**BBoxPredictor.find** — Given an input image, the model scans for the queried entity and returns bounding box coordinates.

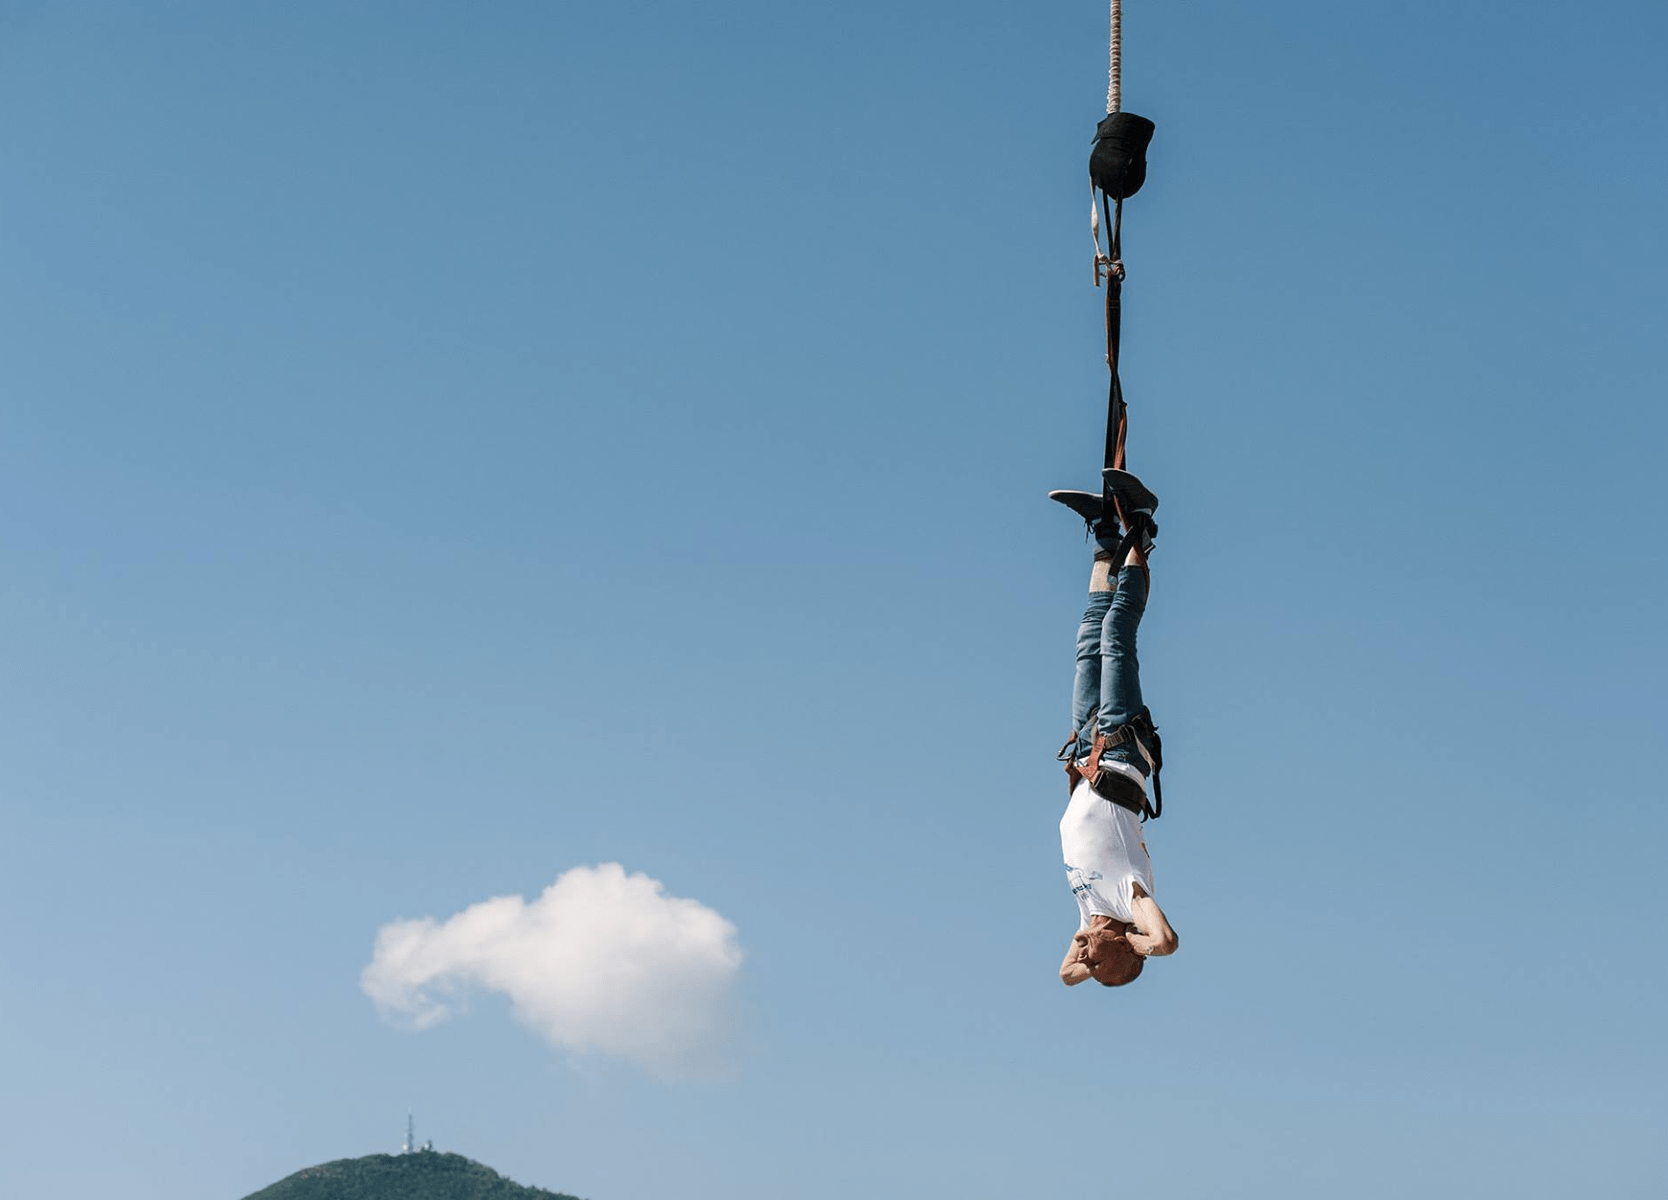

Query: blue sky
[2,2,1666,1198]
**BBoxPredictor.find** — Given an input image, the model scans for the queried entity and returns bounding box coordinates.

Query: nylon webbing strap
[1101,193,1127,522]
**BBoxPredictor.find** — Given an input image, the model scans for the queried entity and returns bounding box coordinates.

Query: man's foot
[1049,489,1129,550]
[1047,490,1103,525]
[1100,468,1158,558]
[1102,468,1159,519]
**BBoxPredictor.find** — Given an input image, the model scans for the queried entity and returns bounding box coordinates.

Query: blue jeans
[1069,563,1149,776]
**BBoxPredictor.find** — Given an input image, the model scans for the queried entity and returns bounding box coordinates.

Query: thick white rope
[1106,0,1122,114]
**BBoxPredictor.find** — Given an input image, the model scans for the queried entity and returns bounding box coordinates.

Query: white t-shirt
[1060,775,1155,927]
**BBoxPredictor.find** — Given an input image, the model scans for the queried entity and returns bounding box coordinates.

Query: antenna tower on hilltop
[401,1111,435,1154]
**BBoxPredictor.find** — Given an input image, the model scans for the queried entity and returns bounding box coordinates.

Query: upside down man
[1050,467,1178,988]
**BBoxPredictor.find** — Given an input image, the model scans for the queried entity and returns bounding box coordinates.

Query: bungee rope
[1086,0,1154,552]
[1106,0,1123,115]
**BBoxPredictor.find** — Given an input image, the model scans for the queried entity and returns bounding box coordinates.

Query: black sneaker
[1101,468,1159,518]
[1047,490,1103,525]
[1092,470,1156,558]
[1101,468,1158,557]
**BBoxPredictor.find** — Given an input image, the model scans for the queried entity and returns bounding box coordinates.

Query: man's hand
[1127,888,1178,957]
[1060,934,1093,985]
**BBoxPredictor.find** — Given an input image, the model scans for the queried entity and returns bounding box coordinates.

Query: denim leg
[1097,565,1149,769]
[1071,589,1114,753]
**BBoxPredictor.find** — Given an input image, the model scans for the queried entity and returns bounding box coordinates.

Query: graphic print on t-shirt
[1065,864,1102,902]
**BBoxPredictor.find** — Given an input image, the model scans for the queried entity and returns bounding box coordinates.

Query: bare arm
[1127,885,1178,957]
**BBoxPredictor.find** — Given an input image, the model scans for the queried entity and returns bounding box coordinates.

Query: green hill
[241,1151,585,1200]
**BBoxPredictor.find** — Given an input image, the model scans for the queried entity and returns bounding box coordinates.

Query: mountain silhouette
[241,1151,585,1200]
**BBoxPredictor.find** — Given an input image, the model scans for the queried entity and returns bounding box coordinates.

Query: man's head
[1059,914,1146,988]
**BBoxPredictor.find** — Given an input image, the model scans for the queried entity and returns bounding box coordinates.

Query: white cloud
[361,863,743,1078]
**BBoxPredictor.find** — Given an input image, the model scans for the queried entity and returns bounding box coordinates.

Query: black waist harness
[1058,705,1165,821]
[1092,765,1151,819]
